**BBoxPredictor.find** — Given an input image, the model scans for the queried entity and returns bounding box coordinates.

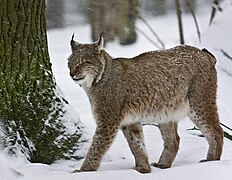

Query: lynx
[68,33,223,173]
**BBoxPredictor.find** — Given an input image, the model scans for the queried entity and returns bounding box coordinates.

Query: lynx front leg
[76,123,119,172]
[152,122,180,169]
[122,123,151,173]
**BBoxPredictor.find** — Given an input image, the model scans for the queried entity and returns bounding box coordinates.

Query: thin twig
[224,131,232,141]
[220,49,232,76]
[185,0,201,43]
[186,126,199,131]
[135,25,163,49]
[209,0,219,26]
[138,15,165,49]
[187,124,232,141]
[221,49,232,61]
[220,123,232,132]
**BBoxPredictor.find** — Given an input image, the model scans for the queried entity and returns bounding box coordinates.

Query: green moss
[0,0,86,164]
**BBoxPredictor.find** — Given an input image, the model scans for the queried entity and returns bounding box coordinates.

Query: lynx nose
[70,71,75,78]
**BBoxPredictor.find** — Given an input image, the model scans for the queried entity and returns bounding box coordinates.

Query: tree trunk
[46,0,64,29]
[175,0,185,44]
[88,0,139,45]
[0,0,87,164]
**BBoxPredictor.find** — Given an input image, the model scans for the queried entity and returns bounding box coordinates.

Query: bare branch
[185,0,201,43]
[187,123,232,141]
[221,49,232,61]
[224,131,232,141]
[220,123,232,132]
[209,0,220,26]
[138,15,165,49]
[135,25,164,50]
[175,0,185,44]
[187,126,199,131]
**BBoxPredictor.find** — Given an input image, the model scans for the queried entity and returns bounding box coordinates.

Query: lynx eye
[84,61,93,65]
[76,63,81,68]
[76,61,93,68]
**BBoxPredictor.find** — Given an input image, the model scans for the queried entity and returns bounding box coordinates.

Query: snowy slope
[1,2,232,180]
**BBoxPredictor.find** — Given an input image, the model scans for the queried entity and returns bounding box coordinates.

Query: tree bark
[88,0,139,45]
[46,0,64,29]
[175,0,185,44]
[0,0,86,164]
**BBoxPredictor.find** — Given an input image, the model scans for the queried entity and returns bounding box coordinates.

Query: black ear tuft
[98,32,104,46]
[70,33,80,51]
[95,32,104,51]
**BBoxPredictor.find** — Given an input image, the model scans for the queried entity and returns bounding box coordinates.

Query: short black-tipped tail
[202,48,215,59]
[202,48,217,64]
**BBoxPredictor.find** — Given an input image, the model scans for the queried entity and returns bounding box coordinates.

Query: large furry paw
[133,166,151,174]
[151,162,171,169]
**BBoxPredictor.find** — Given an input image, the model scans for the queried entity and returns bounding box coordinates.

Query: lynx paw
[199,159,208,163]
[151,162,171,169]
[72,169,81,173]
[133,166,151,173]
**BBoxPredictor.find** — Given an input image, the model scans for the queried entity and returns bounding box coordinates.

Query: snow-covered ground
[1,1,232,180]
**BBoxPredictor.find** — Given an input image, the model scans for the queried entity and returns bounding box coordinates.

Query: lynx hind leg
[151,122,180,169]
[188,76,224,162]
[189,103,223,162]
[122,123,151,173]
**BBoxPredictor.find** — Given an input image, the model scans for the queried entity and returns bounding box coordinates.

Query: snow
[1,1,232,180]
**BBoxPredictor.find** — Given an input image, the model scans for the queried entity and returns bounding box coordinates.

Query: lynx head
[68,32,105,88]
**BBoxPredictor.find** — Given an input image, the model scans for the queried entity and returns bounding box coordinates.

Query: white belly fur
[121,100,190,126]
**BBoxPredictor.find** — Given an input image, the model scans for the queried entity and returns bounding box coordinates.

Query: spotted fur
[68,34,223,173]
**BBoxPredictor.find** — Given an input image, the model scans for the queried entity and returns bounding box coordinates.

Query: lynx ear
[95,32,104,51]
[70,33,80,51]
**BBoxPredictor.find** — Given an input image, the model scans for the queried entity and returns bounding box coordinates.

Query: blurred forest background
[46,0,223,46]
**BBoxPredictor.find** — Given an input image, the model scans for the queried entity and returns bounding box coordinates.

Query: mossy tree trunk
[0,0,87,164]
[88,0,139,45]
